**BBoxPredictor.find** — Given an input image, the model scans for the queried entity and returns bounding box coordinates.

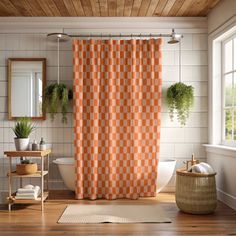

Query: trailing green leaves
[43,83,72,123]
[166,82,194,126]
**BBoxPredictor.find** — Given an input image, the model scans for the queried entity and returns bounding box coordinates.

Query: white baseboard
[217,188,236,210]
[161,186,176,193]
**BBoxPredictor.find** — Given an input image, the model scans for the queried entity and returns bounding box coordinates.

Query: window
[222,34,236,144]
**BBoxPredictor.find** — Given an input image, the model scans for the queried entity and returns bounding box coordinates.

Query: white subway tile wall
[0,32,207,201]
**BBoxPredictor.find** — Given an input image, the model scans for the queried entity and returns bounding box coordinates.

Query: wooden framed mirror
[8,58,46,120]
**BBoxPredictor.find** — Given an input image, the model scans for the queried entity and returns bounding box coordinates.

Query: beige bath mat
[58,204,171,224]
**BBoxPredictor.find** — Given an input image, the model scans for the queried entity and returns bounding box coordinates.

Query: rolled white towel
[15,195,38,200]
[17,185,40,194]
[199,162,215,174]
[188,162,215,174]
[16,186,40,199]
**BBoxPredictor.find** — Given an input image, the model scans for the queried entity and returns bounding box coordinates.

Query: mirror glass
[8,59,46,120]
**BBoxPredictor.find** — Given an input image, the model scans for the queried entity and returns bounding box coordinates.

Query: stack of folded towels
[15,184,41,200]
[188,162,215,174]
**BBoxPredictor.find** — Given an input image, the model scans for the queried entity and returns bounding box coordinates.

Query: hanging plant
[166,82,194,126]
[43,83,73,123]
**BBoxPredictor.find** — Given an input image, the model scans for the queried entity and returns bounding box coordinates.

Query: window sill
[203,144,236,158]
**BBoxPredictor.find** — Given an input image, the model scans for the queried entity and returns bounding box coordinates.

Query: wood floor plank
[0,191,235,236]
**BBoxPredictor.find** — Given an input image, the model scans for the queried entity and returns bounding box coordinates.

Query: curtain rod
[68,33,172,38]
[47,29,183,43]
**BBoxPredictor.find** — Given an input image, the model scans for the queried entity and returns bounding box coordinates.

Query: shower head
[47,33,70,42]
[168,29,182,44]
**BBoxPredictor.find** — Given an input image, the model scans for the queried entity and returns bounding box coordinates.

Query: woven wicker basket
[16,163,38,175]
[176,169,217,214]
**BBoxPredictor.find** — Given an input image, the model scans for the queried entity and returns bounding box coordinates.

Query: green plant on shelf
[12,117,35,138]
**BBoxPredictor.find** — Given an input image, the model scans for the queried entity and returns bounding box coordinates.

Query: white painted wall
[207,0,236,210]
[0,17,208,202]
[208,0,236,34]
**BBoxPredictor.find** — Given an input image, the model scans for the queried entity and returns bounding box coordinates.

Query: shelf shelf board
[8,191,49,204]
[4,149,51,157]
[8,171,48,178]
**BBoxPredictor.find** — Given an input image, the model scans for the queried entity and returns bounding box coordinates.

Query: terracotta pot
[16,163,38,175]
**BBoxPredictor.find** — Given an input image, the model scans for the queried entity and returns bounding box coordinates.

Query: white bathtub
[53,158,176,193]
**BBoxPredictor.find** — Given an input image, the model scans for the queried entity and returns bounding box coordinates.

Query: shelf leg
[47,154,49,191]
[8,203,11,212]
[20,178,23,188]
[41,156,44,211]
[8,157,12,212]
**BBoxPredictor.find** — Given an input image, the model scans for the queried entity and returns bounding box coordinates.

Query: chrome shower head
[47,33,70,42]
[168,29,182,44]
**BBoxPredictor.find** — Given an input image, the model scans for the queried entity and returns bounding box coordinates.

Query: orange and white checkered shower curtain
[73,38,162,200]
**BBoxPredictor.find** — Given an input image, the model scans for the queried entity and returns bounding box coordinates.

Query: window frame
[222,33,236,146]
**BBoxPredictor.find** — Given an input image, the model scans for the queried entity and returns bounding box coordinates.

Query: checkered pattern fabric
[73,39,162,200]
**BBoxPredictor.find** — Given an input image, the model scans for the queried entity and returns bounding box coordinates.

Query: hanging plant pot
[166,82,194,126]
[43,83,73,123]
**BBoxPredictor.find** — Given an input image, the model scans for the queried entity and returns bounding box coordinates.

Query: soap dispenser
[40,138,46,151]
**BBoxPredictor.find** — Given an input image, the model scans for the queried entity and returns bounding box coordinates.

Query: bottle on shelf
[40,138,46,151]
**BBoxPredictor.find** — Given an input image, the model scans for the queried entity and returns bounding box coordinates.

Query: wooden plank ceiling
[0,0,221,17]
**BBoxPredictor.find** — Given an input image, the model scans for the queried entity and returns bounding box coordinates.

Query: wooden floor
[0,191,236,236]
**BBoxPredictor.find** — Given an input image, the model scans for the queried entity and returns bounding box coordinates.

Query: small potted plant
[12,117,35,151]
[166,82,194,126]
[12,118,37,175]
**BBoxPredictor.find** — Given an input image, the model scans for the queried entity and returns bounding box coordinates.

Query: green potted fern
[12,117,35,151]
[166,82,194,126]
[43,83,73,123]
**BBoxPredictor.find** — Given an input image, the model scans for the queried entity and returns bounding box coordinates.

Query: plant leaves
[43,83,72,123]
[166,82,194,126]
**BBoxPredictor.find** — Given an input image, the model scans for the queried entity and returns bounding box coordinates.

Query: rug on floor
[58,204,171,224]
